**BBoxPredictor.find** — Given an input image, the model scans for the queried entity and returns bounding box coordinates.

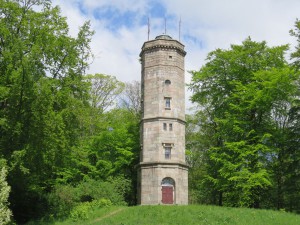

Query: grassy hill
[28,205,300,225]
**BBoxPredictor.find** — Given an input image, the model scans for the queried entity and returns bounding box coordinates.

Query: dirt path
[90,207,125,224]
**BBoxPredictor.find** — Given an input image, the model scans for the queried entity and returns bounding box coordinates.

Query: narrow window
[169,123,173,131]
[169,55,172,59]
[165,147,171,159]
[163,123,167,131]
[163,143,172,159]
[165,97,171,109]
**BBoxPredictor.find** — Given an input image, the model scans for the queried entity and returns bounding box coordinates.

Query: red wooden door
[162,186,173,204]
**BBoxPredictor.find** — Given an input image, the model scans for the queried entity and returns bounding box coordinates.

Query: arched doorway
[161,177,175,204]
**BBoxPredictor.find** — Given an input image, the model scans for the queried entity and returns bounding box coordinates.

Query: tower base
[137,162,188,205]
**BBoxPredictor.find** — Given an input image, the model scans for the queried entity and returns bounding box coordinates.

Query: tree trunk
[218,191,223,206]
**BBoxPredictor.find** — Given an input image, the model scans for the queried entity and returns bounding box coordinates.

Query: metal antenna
[179,17,181,41]
[164,17,167,34]
[148,17,150,40]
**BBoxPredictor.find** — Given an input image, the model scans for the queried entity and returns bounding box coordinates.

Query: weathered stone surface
[138,35,188,205]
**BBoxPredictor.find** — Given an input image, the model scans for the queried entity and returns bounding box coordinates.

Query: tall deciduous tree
[85,73,125,112]
[185,113,216,204]
[0,0,93,222]
[282,19,300,212]
[189,38,298,208]
[120,80,141,117]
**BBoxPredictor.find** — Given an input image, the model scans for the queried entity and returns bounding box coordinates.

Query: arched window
[165,79,171,85]
[161,177,175,186]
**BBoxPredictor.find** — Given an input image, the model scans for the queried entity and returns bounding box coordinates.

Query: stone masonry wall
[138,35,188,205]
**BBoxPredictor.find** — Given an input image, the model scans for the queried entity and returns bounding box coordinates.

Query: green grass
[28,205,300,225]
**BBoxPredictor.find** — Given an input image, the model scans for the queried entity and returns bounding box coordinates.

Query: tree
[277,19,300,212]
[88,109,139,177]
[85,74,125,112]
[290,19,300,70]
[189,38,298,208]
[85,108,140,204]
[0,0,94,222]
[186,112,220,204]
[120,80,141,117]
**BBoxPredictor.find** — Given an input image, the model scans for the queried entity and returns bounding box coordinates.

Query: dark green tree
[189,38,298,208]
[89,108,140,204]
[0,0,93,222]
[278,19,300,212]
[186,113,217,204]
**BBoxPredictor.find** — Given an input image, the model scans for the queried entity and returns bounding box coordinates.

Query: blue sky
[53,0,300,109]
[75,0,183,39]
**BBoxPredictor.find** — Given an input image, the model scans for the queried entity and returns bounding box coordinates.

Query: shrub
[75,178,127,205]
[0,160,12,225]
[91,198,112,208]
[47,178,127,219]
[47,184,78,218]
[70,202,91,221]
[70,198,112,221]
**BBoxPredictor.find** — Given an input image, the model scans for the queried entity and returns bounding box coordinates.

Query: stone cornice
[140,45,186,57]
[138,161,189,169]
[141,117,186,124]
[140,39,186,57]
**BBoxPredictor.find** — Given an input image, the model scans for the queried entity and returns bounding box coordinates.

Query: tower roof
[155,34,172,40]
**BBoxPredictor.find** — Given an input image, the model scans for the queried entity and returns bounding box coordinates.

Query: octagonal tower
[137,34,188,205]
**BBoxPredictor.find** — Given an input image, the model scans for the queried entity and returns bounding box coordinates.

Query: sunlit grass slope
[29,205,300,225]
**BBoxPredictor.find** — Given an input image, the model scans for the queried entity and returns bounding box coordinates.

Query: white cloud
[53,0,300,110]
[82,0,147,13]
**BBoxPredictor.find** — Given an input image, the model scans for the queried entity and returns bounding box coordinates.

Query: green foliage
[85,74,125,112]
[186,114,213,204]
[209,142,272,207]
[0,0,137,223]
[47,107,140,209]
[69,203,91,222]
[290,18,300,69]
[189,37,299,208]
[47,178,128,218]
[70,199,112,221]
[75,178,128,205]
[47,185,77,218]
[0,0,94,222]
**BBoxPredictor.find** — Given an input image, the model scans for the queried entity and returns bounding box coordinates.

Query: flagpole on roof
[164,17,167,34]
[148,17,150,41]
[179,17,181,41]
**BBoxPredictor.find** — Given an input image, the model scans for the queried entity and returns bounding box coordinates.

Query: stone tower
[137,34,188,205]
